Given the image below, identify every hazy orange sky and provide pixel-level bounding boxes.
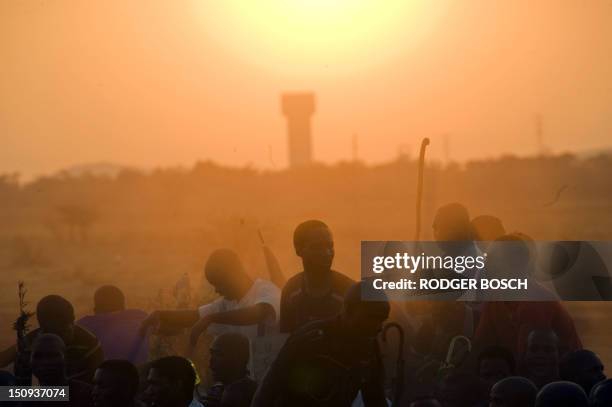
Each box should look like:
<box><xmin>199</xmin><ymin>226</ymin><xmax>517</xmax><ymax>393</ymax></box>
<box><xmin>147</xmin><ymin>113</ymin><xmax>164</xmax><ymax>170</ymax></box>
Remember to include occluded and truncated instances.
<box><xmin>1</xmin><ymin>0</ymin><xmax>611</xmax><ymax>178</ymax></box>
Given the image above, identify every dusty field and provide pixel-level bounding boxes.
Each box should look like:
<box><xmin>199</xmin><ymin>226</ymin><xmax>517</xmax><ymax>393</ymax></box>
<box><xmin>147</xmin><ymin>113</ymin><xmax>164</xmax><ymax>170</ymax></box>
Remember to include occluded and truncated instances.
<box><xmin>1</xmin><ymin>156</ymin><xmax>611</xmax><ymax>366</ymax></box>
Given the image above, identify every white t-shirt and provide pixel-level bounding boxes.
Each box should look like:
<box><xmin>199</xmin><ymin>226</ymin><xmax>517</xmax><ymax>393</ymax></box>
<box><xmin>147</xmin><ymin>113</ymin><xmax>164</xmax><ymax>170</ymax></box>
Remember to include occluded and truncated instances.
<box><xmin>197</xmin><ymin>278</ymin><xmax>281</xmax><ymax>339</ymax></box>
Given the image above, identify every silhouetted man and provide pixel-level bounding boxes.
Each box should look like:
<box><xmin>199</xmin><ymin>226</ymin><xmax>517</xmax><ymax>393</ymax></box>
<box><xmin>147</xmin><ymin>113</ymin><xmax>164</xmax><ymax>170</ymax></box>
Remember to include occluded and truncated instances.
<box><xmin>142</xmin><ymin>356</ymin><xmax>200</xmax><ymax>407</ymax></box>
<box><xmin>432</xmin><ymin>203</ymin><xmax>475</xmax><ymax>252</ymax></box>
<box><xmin>559</xmin><ymin>349</ymin><xmax>605</xmax><ymax>394</ymax></box>
<box><xmin>431</xmin><ymin>202</ymin><xmax>484</xmax><ymax>302</ymax></box>
<box><xmin>0</xmin><ymin>295</ymin><xmax>104</xmax><ymax>383</ymax></box>
<box><xmin>522</xmin><ymin>330</ymin><xmax>561</xmax><ymax>389</ymax></box>
<box><xmin>477</xmin><ymin>346</ymin><xmax>515</xmax><ymax>396</ymax></box>
<box><xmin>78</xmin><ymin>285</ymin><xmax>149</xmax><ymax>365</ymax></box>
<box><xmin>28</xmin><ymin>333</ymin><xmax>92</xmax><ymax>407</ymax></box>
<box><xmin>92</xmin><ymin>359</ymin><xmax>140</xmax><ymax>407</ymax></box>
<box><xmin>201</xmin><ymin>333</ymin><xmax>257</xmax><ymax>407</ymax></box>
<box><xmin>488</xmin><ymin>376</ymin><xmax>537</xmax><ymax>407</ymax></box>
<box><xmin>534</xmin><ymin>381</ymin><xmax>588</xmax><ymax>407</ymax></box>
<box><xmin>280</xmin><ymin>220</ymin><xmax>354</xmax><ymax>333</ymax></box>
<box><xmin>408</xmin><ymin>204</ymin><xmax>480</xmax><ymax>368</ymax></box>
<box><xmin>589</xmin><ymin>378</ymin><xmax>612</xmax><ymax>407</ymax></box>
<box><xmin>140</xmin><ymin>249</ymin><xmax>280</xmax><ymax>345</ymax></box>
<box><xmin>252</xmin><ymin>282</ymin><xmax>390</xmax><ymax>407</ymax></box>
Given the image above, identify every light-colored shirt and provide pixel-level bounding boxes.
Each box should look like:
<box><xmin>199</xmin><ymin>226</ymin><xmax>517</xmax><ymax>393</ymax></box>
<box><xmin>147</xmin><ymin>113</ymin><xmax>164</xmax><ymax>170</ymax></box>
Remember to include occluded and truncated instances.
<box><xmin>198</xmin><ymin>279</ymin><xmax>281</xmax><ymax>339</ymax></box>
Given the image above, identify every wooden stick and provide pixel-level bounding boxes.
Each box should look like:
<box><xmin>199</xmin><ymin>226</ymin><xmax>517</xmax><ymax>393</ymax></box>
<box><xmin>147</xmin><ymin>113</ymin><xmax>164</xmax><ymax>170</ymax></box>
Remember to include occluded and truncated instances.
<box><xmin>415</xmin><ymin>138</ymin><xmax>430</xmax><ymax>241</ymax></box>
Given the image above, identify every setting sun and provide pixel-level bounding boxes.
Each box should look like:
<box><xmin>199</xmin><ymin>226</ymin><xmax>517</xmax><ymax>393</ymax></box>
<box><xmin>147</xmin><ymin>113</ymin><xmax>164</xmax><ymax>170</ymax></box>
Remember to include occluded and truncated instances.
<box><xmin>196</xmin><ymin>0</ymin><xmax>447</xmax><ymax>74</ymax></box>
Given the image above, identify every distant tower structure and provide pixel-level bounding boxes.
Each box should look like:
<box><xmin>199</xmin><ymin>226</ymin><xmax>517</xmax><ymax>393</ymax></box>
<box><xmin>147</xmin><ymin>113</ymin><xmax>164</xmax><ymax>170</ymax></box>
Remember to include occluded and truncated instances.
<box><xmin>281</xmin><ymin>92</ymin><xmax>316</xmax><ymax>168</ymax></box>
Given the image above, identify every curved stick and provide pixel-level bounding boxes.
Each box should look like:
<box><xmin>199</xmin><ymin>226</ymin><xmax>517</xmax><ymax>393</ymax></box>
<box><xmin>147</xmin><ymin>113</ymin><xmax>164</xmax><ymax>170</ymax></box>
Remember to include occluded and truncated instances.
<box><xmin>443</xmin><ymin>335</ymin><xmax>472</xmax><ymax>369</ymax></box>
<box><xmin>415</xmin><ymin>138</ymin><xmax>430</xmax><ymax>241</ymax></box>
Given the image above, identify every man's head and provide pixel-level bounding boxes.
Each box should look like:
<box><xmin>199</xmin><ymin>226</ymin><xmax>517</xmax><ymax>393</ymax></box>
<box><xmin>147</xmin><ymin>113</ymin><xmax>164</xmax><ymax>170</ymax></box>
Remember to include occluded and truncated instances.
<box><xmin>478</xmin><ymin>346</ymin><xmax>515</xmax><ymax>391</ymax></box>
<box><xmin>559</xmin><ymin>349</ymin><xmax>605</xmax><ymax>394</ymax></box>
<box><xmin>524</xmin><ymin>329</ymin><xmax>560</xmax><ymax>387</ymax></box>
<box><xmin>433</xmin><ymin>203</ymin><xmax>472</xmax><ymax>255</ymax></box>
<box><xmin>204</xmin><ymin>249</ymin><xmax>251</xmax><ymax>301</ymax></box>
<box><xmin>30</xmin><ymin>333</ymin><xmax>67</xmax><ymax>385</ymax></box>
<box><xmin>36</xmin><ymin>295</ymin><xmax>75</xmax><ymax>344</ymax></box>
<box><xmin>142</xmin><ymin>356</ymin><xmax>196</xmax><ymax>407</ymax></box>
<box><xmin>471</xmin><ymin>215</ymin><xmax>506</xmax><ymax>242</ymax></box>
<box><xmin>342</xmin><ymin>282</ymin><xmax>389</xmax><ymax>337</ymax></box>
<box><xmin>489</xmin><ymin>376</ymin><xmax>537</xmax><ymax>407</ymax></box>
<box><xmin>590</xmin><ymin>378</ymin><xmax>612</xmax><ymax>407</ymax></box>
<box><xmin>209</xmin><ymin>333</ymin><xmax>250</xmax><ymax>384</ymax></box>
<box><xmin>92</xmin><ymin>359</ymin><xmax>140</xmax><ymax>407</ymax></box>
<box><xmin>293</xmin><ymin>220</ymin><xmax>334</xmax><ymax>274</ymax></box>
<box><xmin>534</xmin><ymin>381</ymin><xmax>588</xmax><ymax>407</ymax></box>
<box><xmin>94</xmin><ymin>285</ymin><xmax>126</xmax><ymax>314</ymax></box>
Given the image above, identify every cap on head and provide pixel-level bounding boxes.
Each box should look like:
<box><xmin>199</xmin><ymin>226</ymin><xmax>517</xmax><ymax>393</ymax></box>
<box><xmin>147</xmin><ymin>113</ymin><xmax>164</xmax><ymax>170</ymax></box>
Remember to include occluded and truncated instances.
<box><xmin>36</xmin><ymin>295</ymin><xmax>75</xmax><ymax>330</ymax></box>
<box><xmin>94</xmin><ymin>285</ymin><xmax>125</xmax><ymax>314</ymax></box>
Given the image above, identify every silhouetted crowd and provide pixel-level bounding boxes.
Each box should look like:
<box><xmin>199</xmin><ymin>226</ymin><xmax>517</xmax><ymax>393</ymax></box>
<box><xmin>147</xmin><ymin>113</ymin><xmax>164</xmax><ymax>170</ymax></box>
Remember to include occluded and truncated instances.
<box><xmin>0</xmin><ymin>203</ymin><xmax>610</xmax><ymax>406</ymax></box>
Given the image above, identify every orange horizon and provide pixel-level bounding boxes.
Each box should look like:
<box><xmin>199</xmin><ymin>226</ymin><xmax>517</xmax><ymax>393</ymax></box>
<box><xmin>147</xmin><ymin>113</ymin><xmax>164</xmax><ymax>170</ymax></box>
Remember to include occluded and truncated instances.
<box><xmin>1</xmin><ymin>0</ymin><xmax>611</xmax><ymax>178</ymax></box>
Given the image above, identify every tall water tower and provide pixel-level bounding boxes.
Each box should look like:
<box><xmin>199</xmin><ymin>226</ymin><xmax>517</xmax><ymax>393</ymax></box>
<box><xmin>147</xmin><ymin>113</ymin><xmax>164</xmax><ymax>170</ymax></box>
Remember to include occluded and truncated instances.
<box><xmin>281</xmin><ymin>92</ymin><xmax>315</xmax><ymax>168</ymax></box>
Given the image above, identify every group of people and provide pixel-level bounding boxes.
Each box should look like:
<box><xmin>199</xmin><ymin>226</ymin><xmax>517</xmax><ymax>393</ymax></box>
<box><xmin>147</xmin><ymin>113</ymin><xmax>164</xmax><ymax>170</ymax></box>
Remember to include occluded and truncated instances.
<box><xmin>0</xmin><ymin>205</ymin><xmax>609</xmax><ymax>406</ymax></box>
